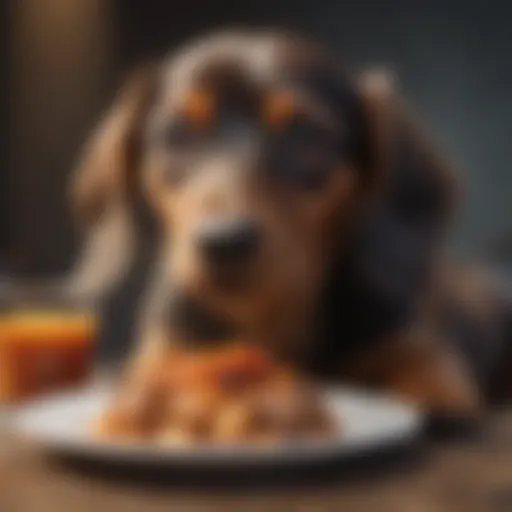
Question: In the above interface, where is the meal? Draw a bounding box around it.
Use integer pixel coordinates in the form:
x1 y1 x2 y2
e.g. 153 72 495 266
93 345 336 446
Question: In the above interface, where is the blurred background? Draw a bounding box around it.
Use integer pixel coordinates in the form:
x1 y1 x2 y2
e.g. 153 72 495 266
1 0 511 357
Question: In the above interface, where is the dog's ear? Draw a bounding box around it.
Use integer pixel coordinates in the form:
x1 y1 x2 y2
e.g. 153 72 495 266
66 63 160 302
355 69 396 206
315 70 462 363
347 69 461 302
357 68 460 230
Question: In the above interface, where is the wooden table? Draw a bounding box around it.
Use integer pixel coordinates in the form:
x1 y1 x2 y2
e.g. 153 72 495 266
2 412 512 512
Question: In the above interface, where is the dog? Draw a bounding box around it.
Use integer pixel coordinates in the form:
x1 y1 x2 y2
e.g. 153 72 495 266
68 29 512 419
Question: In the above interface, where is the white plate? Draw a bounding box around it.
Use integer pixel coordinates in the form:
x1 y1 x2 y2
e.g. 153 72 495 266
13 386 423 467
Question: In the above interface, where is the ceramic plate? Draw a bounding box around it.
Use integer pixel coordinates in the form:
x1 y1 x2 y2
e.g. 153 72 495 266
13 386 422 467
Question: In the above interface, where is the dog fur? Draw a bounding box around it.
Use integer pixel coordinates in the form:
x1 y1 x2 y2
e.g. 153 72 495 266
68 30 511 418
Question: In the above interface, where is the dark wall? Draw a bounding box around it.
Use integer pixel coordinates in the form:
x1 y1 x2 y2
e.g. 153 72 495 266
0 2 10 259
8 0 116 274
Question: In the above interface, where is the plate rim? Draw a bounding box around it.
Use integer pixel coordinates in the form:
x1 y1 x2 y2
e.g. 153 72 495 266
12 385 424 465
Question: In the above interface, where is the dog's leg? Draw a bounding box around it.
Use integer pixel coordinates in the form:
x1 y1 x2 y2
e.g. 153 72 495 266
384 342 482 417
343 334 483 418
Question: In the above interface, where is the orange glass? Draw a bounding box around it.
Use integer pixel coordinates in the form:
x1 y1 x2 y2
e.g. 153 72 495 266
0 283 98 403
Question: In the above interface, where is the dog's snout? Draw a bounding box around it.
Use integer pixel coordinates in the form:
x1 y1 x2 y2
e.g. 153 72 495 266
198 218 261 266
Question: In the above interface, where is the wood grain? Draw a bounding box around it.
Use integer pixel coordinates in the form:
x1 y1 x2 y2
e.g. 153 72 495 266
3 411 512 511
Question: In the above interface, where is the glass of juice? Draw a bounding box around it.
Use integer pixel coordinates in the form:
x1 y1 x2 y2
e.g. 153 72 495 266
0 278 99 403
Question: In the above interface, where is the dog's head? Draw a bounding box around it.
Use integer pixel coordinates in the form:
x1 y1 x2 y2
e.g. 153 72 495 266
70 30 448 346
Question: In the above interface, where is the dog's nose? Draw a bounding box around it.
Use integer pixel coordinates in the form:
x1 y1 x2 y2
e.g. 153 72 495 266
198 218 261 266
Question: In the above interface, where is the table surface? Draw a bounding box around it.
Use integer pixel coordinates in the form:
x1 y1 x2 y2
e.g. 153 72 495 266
2 411 512 512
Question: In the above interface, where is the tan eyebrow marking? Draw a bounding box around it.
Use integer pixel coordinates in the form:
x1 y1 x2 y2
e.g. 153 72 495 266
183 89 215 127
263 88 340 132
262 90 296 130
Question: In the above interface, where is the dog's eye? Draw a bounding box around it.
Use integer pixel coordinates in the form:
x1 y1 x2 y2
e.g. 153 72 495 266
266 114 336 191
287 115 332 147
163 117 198 149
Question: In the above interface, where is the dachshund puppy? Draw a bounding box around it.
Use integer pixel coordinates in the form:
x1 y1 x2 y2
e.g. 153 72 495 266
68 30 511 419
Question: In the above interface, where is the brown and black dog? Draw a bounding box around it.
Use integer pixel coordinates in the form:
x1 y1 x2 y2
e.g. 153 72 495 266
68 29 512 420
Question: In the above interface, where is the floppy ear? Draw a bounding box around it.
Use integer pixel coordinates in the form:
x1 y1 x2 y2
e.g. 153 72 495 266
66 63 160 302
358 68 460 230
314 70 462 370
350 69 461 301
355 69 396 206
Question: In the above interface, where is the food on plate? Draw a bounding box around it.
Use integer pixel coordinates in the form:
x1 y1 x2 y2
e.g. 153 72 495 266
93 344 335 445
